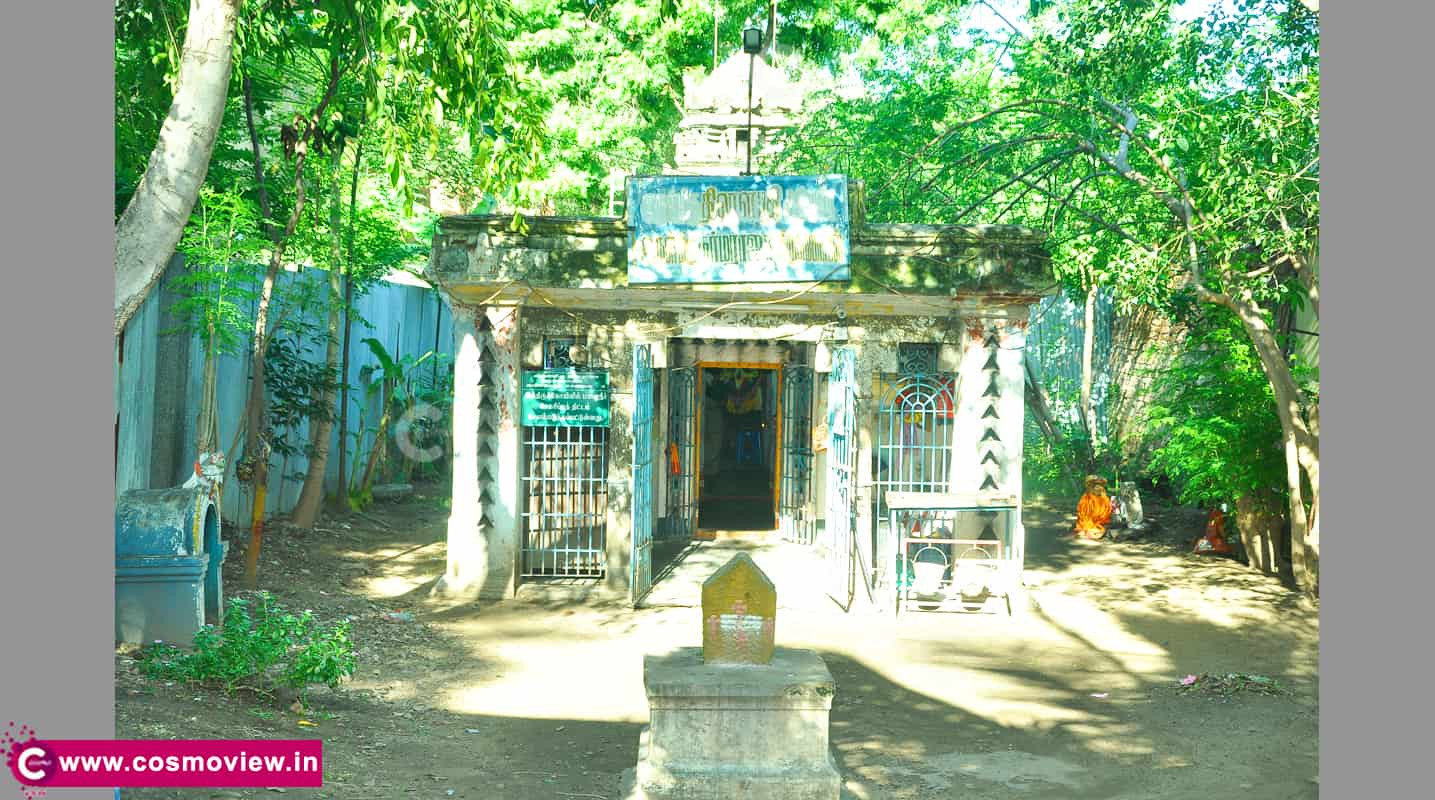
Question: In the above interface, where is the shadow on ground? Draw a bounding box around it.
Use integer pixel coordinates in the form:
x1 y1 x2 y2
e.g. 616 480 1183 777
116 484 1317 800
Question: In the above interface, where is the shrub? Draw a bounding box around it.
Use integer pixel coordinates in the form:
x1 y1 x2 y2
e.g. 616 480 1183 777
1142 311 1290 509
139 592 355 707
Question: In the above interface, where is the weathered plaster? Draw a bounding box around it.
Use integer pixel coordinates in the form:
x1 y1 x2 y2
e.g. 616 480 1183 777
428 214 1052 602
427 214 1051 300
435 304 485 598
436 304 523 600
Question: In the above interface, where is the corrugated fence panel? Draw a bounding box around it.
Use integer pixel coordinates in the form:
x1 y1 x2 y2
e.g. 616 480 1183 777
115 280 159 495
115 261 453 525
1024 289 1114 441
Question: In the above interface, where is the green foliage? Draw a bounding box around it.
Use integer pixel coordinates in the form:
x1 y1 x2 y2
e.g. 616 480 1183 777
350 336 446 498
405 357 455 481
1022 430 1081 496
139 592 356 706
114 0 187 216
264 324 343 463
165 188 267 355
230 0 548 214
345 486 374 513
500 0 965 214
779 0 1318 502
1143 311 1293 508
346 199 427 292
117 0 549 272
1023 403 1126 497
506 0 686 212
359 337 439 409
1025 426 1094 496
778 0 1318 307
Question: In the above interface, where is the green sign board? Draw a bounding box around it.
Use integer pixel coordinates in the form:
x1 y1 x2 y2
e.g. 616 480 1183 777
521 369 611 428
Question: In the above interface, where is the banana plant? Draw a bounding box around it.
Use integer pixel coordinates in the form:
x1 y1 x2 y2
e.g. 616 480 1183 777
350 337 436 507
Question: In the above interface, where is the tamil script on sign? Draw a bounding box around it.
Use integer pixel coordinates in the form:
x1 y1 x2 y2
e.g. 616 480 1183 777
627 175 851 284
520 370 611 428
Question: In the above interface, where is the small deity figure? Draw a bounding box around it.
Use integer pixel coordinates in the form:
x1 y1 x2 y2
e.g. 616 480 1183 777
1193 505 1234 555
1073 475 1114 540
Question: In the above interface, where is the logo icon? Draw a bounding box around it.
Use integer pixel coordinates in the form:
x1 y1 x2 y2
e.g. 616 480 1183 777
394 402 445 464
3 723 51 799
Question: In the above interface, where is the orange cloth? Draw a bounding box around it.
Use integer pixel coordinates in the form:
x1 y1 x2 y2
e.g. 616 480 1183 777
1074 489 1113 539
1194 508 1233 554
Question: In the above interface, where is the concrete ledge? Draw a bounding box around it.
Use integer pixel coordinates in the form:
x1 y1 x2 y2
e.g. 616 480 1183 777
628 647 841 800
115 555 209 645
429 214 1052 297
628 726 842 800
644 647 836 702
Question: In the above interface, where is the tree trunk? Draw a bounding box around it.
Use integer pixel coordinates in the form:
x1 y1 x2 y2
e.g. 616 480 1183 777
1080 283 1098 447
332 126 364 511
1024 359 1064 445
291 147 345 529
116 0 241 335
241 256 283 588
359 398 393 494
238 57 340 587
1235 490 1285 577
196 327 220 455
1198 286 1319 595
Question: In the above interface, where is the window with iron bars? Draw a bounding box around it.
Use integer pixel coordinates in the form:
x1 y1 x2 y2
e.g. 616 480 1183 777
544 336 578 369
897 342 940 375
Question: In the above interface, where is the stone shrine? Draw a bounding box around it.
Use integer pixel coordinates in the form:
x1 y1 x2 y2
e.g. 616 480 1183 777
701 552 777 664
624 554 841 800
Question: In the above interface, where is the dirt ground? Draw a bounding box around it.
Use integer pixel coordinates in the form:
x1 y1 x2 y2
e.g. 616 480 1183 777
116 485 1318 800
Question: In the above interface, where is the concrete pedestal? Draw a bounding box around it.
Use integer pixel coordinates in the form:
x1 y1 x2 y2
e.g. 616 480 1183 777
115 487 226 645
625 647 841 800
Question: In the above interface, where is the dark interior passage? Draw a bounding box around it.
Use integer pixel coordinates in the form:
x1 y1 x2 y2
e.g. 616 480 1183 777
698 367 777 531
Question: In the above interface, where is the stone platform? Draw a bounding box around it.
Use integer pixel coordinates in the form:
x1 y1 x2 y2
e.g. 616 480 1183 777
624 647 841 800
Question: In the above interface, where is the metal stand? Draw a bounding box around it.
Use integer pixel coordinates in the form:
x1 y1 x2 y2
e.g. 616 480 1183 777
887 492 1021 617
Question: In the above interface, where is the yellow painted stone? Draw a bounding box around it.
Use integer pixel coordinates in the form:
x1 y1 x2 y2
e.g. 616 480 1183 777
701 553 777 664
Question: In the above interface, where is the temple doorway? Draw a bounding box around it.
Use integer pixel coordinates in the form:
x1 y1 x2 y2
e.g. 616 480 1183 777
697 365 779 533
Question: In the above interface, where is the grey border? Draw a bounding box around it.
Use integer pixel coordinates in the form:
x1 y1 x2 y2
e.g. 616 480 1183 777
0 3 115 799
1324 1 1427 797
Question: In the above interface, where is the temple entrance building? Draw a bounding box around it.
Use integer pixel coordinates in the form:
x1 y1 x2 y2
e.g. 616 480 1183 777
424 48 1055 610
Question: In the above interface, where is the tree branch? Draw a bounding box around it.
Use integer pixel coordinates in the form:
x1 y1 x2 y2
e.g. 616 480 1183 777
912 133 1067 197
242 75 277 242
952 148 1081 222
1003 170 1158 252
873 101 1068 198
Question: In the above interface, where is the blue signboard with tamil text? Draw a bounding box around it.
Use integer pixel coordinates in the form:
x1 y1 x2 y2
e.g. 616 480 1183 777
627 174 850 284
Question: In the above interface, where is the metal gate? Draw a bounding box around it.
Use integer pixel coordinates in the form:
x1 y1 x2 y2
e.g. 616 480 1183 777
874 372 958 589
521 424 608 578
824 347 858 609
779 365 816 544
630 344 655 606
873 373 958 512
664 366 698 542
